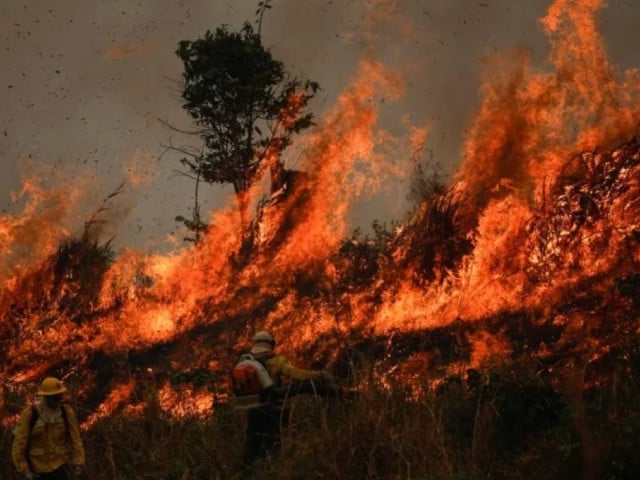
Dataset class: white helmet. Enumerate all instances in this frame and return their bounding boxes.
[253,331,275,346]
[251,331,275,355]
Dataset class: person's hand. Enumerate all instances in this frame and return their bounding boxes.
[72,464,83,476]
[23,472,35,480]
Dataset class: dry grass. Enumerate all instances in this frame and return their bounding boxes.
[3,355,639,480]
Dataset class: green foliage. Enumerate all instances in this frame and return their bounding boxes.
[175,213,208,244]
[175,21,319,196]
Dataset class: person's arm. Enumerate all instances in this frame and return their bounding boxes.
[11,407,33,475]
[63,405,85,466]
[279,357,323,381]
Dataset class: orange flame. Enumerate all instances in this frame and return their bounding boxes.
[2,0,640,419]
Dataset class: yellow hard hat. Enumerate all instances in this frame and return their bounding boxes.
[37,377,67,396]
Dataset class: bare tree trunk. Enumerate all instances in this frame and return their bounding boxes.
[270,160,285,195]
[193,169,202,243]
[233,184,249,235]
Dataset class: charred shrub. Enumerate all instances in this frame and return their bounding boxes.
[395,191,473,285]
[169,368,217,389]
[437,374,477,441]
[600,339,640,479]
[332,222,393,292]
[489,375,566,449]
[439,365,567,452]
[51,233,115,319]
[605,412,640,480]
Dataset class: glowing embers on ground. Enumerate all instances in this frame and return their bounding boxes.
[83,382,137,429]
[82,379,218,429]
[157,384,217,418]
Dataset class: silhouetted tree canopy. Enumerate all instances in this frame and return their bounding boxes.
[175,21,319,226]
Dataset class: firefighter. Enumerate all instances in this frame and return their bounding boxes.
[242,330,333,466]
[12,377,85,480]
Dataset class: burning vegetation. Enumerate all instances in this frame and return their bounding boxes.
[1,0,640,478]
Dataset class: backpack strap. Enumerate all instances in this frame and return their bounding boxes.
[28,405,39,434]
[25,406,39,472]
[61,404,70,440]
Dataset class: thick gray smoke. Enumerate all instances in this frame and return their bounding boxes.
[1,0,638,251]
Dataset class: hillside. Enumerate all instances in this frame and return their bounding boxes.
[2,0,640,478]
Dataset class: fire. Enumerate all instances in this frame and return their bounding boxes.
[1,0,640,423]
[157,383,214,418]
[141,309,176,341]
[0,177,76,278]
[459,0,640,222]
[82,382,136,429]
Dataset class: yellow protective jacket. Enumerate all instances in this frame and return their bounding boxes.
[12,404,85,475]
[262,354,323,385]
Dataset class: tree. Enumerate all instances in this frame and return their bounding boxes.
[175,20,319,231]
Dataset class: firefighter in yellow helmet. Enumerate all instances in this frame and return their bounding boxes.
[242,330,333,465]
[12,377,85,480]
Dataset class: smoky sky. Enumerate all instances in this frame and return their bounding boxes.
[1,0,639,252]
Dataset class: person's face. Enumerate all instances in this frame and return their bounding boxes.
[43,394,62,409]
